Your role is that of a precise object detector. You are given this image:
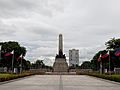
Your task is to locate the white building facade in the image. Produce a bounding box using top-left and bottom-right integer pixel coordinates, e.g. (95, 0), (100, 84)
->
(69, 49), (79, 66)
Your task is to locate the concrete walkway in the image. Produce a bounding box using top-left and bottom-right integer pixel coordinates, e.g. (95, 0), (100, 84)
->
(0, 75), (120, 90)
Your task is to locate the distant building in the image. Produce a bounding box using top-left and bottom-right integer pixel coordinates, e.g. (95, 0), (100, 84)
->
(69, 49), (79, 66)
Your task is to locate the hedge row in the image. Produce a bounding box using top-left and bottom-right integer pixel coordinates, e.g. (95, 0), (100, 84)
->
(0, 73), (35, 82)
(0, 70), (46, 82)
(90, 74), (120, 82)
(77, 72), (120, 83)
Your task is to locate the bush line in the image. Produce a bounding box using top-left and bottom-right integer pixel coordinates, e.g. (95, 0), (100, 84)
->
(76, 72), (120, 83)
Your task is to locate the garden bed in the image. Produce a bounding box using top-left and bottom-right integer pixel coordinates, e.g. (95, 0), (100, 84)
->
(76, 72), (120, 83)
(0, 72), (34, 82)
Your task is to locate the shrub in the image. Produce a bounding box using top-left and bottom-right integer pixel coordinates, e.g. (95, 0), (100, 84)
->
(0, 72), (34, 82)
(76, 72), (120, 83)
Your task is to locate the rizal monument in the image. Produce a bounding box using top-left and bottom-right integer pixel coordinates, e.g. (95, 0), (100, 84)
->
(53, 34), (68, 72)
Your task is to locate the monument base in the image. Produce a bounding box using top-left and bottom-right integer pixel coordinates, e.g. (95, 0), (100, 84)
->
(53, 58), (68, 72)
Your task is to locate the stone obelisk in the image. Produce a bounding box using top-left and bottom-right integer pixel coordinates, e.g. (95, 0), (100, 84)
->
(53, 34), (68, 72)
(59, 34), (63, 53)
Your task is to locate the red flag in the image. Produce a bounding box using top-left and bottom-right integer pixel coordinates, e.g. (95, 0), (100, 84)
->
(17, 54), (23, 61)
(4, 53), (12, 56)
(4, 50), (14, 56)
(98, 54), (101, 62)
(101, 51), (109, 58)
(115, 48), (120, 56)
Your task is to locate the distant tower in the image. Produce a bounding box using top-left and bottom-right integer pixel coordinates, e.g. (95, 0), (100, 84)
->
(69, 49), (79, 66)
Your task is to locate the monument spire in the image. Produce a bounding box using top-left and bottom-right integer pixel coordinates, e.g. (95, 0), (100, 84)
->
(59, 34), (63, 54)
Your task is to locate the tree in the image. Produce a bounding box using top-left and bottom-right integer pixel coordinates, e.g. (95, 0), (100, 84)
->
(105, 38), (120, 69)
(91, 38), (120, 72)
(91, 50), (109, 71)
(105, 38), (120, 50)
(0, 41), (27, 70)
(32, 60), (45, 69)
(80, 61), (91, 69)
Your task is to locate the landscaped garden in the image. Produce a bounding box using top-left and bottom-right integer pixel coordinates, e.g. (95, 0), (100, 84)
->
(0, 72), (34, 82)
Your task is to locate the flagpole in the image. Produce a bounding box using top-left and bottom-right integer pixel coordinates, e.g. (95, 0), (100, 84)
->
(100, 60), (102, 74)
(0, 45), (2, 61)
(12, 50), (14, 73)
(0, 45), (1, 61)
(20, 55), (23, 74)
(108, 50), (111, 74)
(100, 54), (102, 74)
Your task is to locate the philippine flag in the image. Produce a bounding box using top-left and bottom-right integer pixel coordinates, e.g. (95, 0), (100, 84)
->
(98, 54), (102, 62)
(4, 50), (14, 56)
(101, 51), (109, 58)
(17, 54), (23, 61)
(115, 48), (120, 56)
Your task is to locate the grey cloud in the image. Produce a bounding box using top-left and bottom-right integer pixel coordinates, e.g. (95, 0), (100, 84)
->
(0, 21), (16, 36)
(0, 0), (64, 18)
(79, 45), (105, 61)
(42, 57), (55, 66)
(28, 26), (57, 40)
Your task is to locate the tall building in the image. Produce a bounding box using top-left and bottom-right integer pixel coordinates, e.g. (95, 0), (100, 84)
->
(69, 49), (79, 66)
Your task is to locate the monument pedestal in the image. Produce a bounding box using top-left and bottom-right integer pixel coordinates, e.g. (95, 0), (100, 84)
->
(53, 58), (68, 72)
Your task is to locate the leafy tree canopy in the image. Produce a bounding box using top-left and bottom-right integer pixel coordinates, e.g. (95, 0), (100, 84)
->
(105, 38), (120, 50)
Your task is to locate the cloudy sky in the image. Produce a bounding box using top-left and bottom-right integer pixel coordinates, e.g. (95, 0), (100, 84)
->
(0, 0), (120, 66)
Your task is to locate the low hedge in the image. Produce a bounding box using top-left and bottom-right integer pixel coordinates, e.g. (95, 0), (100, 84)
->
(91, 74), (120, 82)
(77, 72), (120, 83)
(0, 70), (46, 82)
(0, 73), (35, 82)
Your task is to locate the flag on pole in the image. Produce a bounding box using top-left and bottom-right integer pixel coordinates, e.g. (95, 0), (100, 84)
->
(0, 45), (1, 51)
(98, 54), (102, 62)
(17, 54), (23, 61)
(115, 48), (120, 56)
(101, 51), (109, 58)
(11, 50), (14, 54)
(5, 50), (14, 56)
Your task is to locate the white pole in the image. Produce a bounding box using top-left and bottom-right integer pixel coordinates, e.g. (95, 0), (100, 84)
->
(20, 55), (23, 74)
(0, 45), (1, 61)
(100, 61), (102, 74)
(100, 55), (102, 74)
(12, 50), (14, 73)
(108, 50), (111, 73)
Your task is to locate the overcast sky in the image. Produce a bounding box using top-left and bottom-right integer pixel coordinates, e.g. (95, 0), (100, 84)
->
(0, 0), (120, 66)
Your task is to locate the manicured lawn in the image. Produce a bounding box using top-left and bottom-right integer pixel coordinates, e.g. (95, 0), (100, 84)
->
(0, 73), (34, 82)
(92, 74), (120, 82)
(77, 72), (120, 83)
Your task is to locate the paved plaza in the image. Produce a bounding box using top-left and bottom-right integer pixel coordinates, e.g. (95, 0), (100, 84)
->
(0, 75), (120, 90)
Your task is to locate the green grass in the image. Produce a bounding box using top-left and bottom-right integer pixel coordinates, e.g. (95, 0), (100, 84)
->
(77, 72), (120, 83)
(93, 74), (120, 82)
(0, 73), (34, 82)
(0, 74), (11, 77)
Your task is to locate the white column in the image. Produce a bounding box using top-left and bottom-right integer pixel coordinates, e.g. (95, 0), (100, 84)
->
(59, 34), (63, 52)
